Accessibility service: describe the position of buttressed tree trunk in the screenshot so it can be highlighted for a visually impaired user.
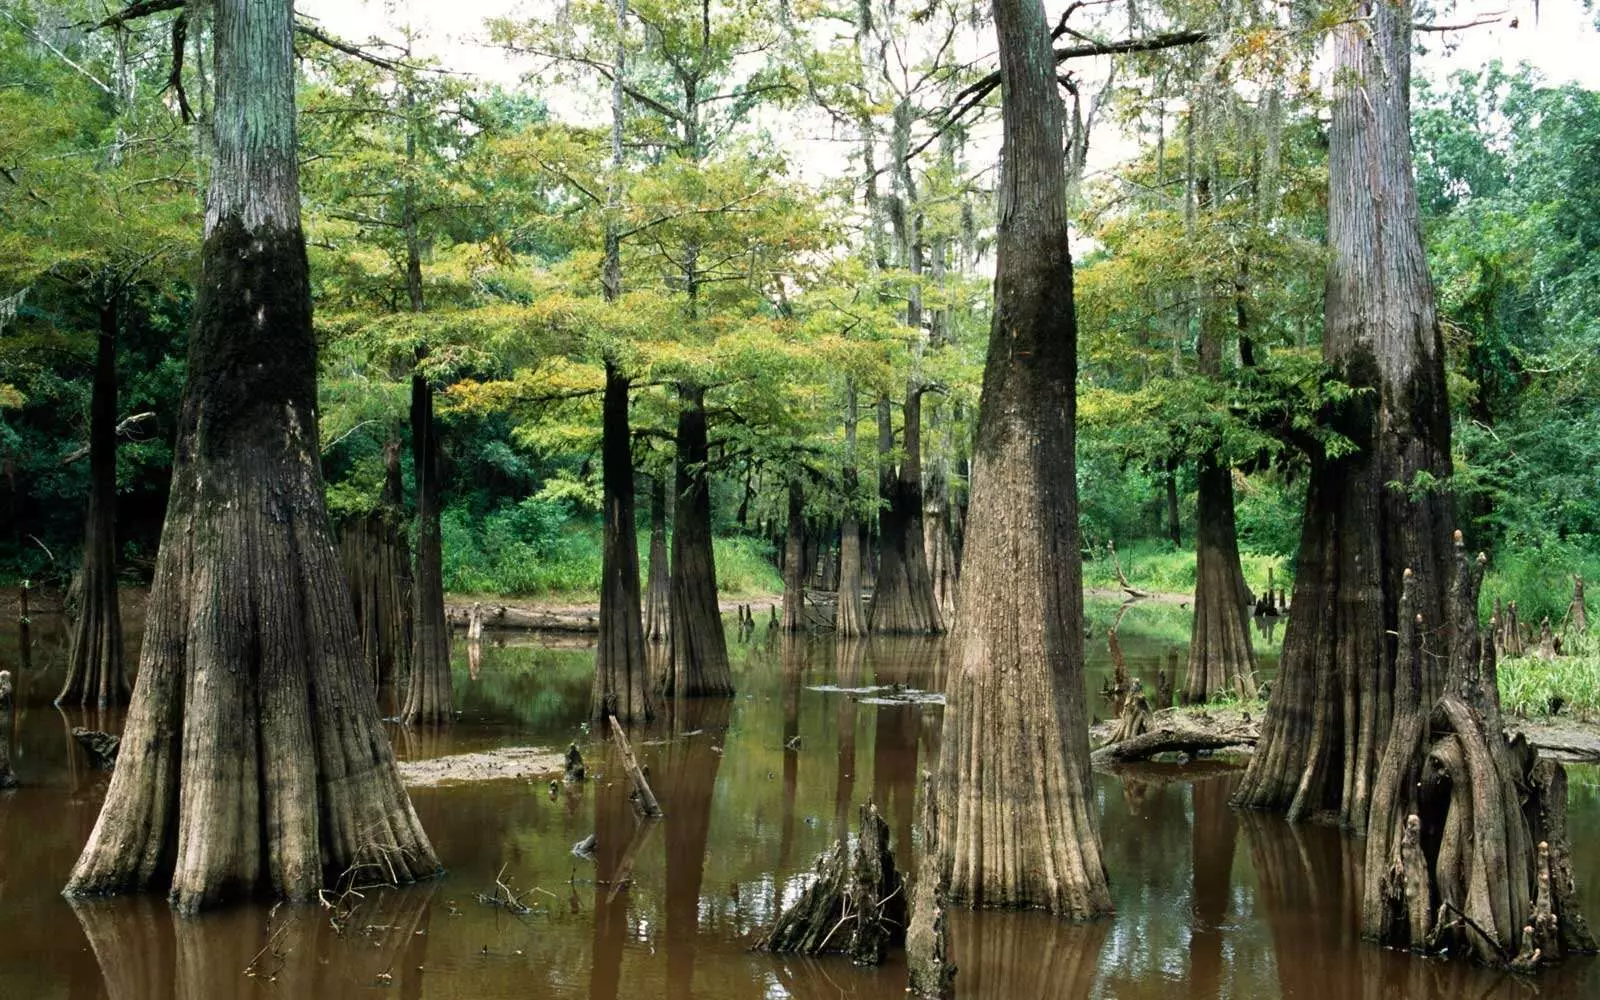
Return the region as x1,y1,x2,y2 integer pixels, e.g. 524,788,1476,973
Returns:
645,475,671,643
666,384,732,696
782,479,806,631
403,360,452,725
594,360,652,722
1184,311,1257,704
931,0,1110,918
63,0,437,911
1233,0,1454,829
60,304,126,708
870,393,943,633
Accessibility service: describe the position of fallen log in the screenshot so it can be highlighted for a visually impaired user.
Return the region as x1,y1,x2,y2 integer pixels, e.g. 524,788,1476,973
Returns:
1092,722,1257,765
446,602,600,633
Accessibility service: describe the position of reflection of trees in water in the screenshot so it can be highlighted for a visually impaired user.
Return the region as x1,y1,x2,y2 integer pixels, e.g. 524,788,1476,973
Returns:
659,695,732,1000
589,774,658,1000
947,909,1109,998
779,637,807,874
833,638,865,839
1189,774,1239,999
70,882,437,999
870,638,933,866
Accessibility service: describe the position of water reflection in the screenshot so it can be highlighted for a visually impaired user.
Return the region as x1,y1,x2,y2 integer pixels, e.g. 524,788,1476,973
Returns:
0,609,1594,1000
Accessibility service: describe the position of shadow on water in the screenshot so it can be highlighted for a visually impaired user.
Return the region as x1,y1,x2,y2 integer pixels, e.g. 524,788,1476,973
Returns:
0,605,1595,999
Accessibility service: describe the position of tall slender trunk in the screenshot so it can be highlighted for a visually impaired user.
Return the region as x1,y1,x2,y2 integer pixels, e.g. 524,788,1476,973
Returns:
836,380,868,636
64,0,437,910
403,361,451,725
645,475,671,642
1184,298,1256,704
781,479,806,631
932,0,1109,918
401,82,451,727
1233,0,1454,830
666,385,732,696
595,360,651,721
60,303,126,707
340,440,412,695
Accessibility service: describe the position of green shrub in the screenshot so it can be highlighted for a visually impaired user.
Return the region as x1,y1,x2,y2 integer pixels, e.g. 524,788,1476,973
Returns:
1498,632,1600,721
1480,538,1600,627
1081,538,1290,598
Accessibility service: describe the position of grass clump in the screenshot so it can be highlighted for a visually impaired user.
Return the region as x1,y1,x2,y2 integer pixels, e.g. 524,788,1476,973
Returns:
1497,631,1600,721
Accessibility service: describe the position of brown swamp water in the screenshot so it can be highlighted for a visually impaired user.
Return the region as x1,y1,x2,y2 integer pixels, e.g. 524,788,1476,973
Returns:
1,601,1596,999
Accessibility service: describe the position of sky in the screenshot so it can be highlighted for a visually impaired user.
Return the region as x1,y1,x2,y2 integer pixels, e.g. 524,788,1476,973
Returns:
296,0,1600,189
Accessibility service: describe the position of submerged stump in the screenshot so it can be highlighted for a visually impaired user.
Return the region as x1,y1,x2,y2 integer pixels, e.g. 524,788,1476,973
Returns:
754,800,905,965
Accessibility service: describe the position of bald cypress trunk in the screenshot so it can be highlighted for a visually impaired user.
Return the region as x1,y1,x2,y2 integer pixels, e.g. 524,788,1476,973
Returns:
63,0,437,911
59,305,126,708
871,392,943,634
835,381,868,636
931,0,1109,918
403,364,451,725
340,441,411,696
594,359,652,721
665,384,732,696
1233,0,1454,830
781,479,806,631
645,476,671,642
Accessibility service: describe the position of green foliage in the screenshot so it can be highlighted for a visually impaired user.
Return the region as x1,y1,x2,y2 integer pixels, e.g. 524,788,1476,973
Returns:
1498,632,1600,722
1081,538,1289,597
1480,542,1600,627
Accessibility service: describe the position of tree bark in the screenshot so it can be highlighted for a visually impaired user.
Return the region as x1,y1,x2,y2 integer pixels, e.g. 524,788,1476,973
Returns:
781,478,806,631
60,304,127,708
594,361,652,722
1233,0,1454,830
403,363,452,725
665,384,732,696
870,392,943,633
340,441,411,697
931,0,1110,918
645,475,671,643
63,0,437,911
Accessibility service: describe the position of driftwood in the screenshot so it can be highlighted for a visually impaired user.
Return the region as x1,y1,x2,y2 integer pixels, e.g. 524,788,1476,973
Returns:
1093,720,1257,765
1105,541,1150,599
608,717,661,817
447,602,599,633
72,727,120,770
754,800,906,965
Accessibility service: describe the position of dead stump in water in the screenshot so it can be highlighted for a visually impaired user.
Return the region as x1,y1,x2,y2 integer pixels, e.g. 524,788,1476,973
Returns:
71,728,121,771
1106,680,1152,744
1362,540,1596,969
907,773,956,998
754,800,905,965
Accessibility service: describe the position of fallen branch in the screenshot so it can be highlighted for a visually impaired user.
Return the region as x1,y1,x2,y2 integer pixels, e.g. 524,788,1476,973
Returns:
609,716,662,817
1092,722,1257,765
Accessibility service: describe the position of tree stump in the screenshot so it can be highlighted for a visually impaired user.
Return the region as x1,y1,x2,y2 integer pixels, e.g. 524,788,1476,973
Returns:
1537,617,1558,661
564,743,586,784
907,774,956,998
1569,575,1588,635
72,728,121,771
753,800,905,965
1362,538,1596,968
1107,680,1152,745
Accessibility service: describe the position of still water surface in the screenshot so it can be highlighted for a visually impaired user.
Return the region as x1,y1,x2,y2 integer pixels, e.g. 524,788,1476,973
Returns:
0,601,1595,998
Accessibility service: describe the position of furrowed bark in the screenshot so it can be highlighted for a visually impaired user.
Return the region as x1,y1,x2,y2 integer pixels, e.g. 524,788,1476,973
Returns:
665,384,732,696
931,0,1110,918
645,475,671,643
594,360,652,722
403,362,452,726
1233,0,1454,830
836,380,868,636
60,305,127,708
1183,458,1257,704
63,0,437,911
339,440,411,695
870,391,944,634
